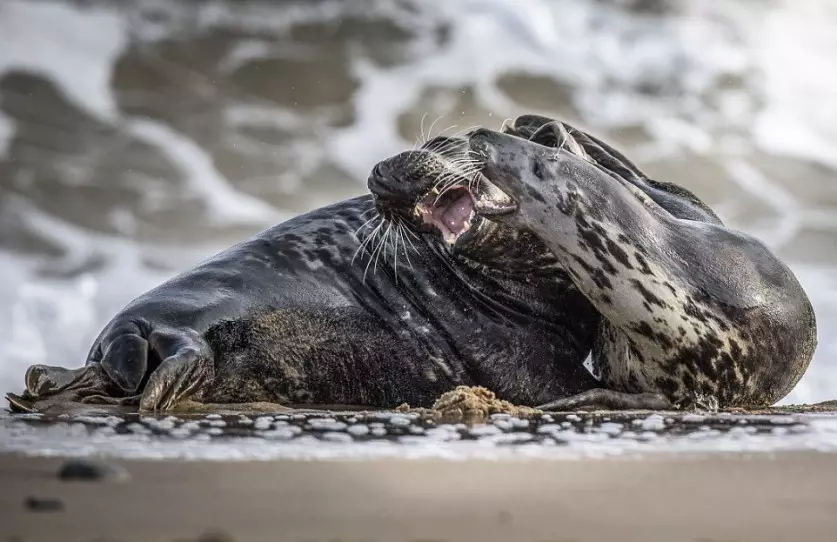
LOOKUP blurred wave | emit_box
[0,0,835,404]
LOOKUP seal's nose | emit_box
[371,161,389,180]
[367,151,433,205]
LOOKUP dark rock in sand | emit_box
[58,459,130,482]
[24,496,64,512]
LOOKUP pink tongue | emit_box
[441,194,473,232]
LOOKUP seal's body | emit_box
[13,175,600,411]
[469,120,817,409]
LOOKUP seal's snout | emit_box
[467,129,520,199]
[367,151,433,206]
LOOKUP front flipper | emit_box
[139,329,214,411]
[537,389,672,411]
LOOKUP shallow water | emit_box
[1,0,836,408]
[4,408,837,461]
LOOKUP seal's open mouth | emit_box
[415,186,476,245]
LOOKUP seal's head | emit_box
[367,137,512,245]
[365,135,559,273]
[467,117,722,227]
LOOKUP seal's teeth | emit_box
[463,220,471,230]
[430,187,440,195]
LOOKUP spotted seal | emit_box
[468,120,818,409]
[8,123,605,412]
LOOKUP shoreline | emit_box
[3,451,837,542]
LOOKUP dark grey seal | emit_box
[8,124,604,412]
[468,119,818,409]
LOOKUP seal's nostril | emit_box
[373,162,387,179]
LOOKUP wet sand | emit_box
[3,452,837,542]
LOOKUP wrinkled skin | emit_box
[468,121,817,409]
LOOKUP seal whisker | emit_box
[354,213,382,237]
[423,134,462,156]
[361,222,385,282]
[373,221,394,278]
[391,222,401,284]
[416,112,430,150]
[352,216,384,266]
[397,221,417,271]
[364,220,392,282]
[425,115,446,144]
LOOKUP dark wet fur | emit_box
[13,190,601,411]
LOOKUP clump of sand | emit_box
[397,386,540,422]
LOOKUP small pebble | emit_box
[388,416,411,427]
[205,414,222,420]
[58,460,130,482]
[25,496,64,512]
[565,414,581,422]
[347,424,370,437]
[640,414,665,432]
[510,418,529,429]
[493,419,513,431]
[253,417,273,431]
[307,419,348,432]
[371,427,387,437]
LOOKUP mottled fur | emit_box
[470,121,817,408]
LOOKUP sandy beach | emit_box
[3,452,837,542]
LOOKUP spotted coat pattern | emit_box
[470,121,817,408]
